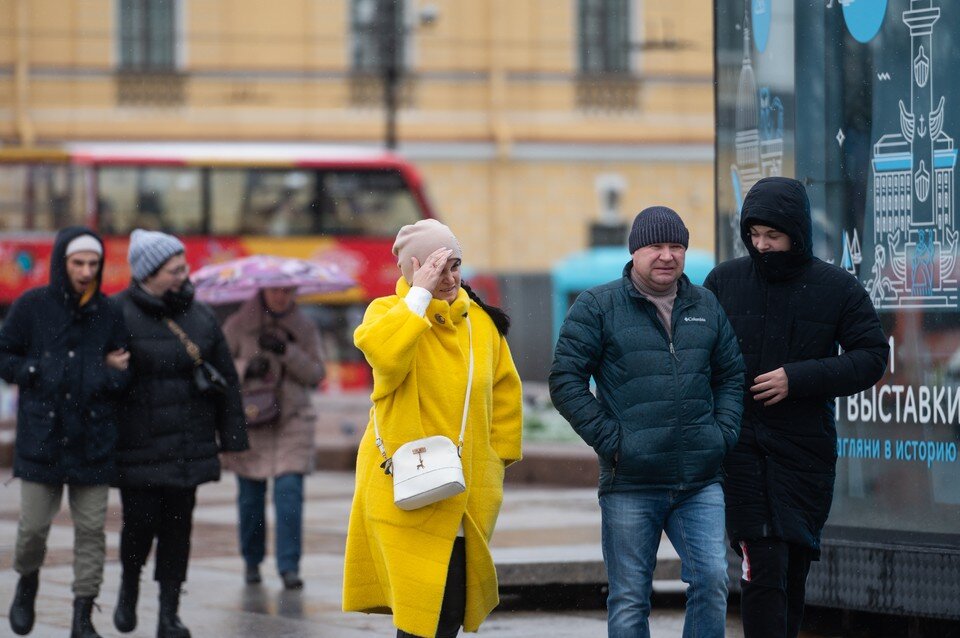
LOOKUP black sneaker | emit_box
[244,566,261,585]
[280,572,303,590]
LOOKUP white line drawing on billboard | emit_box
[865,0,958,310]
[843,229,863,275]
[730,2,784,257]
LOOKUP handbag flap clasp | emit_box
[413,447,427,469]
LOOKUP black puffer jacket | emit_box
[0,227,129,485]
[703,177,888,556]
[114,281,247,488]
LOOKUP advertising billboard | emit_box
[716,0,960,618]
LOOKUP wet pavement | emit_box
[0,469,753,637]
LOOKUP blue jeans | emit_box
[600,483,728,638]
[237,474,304,575]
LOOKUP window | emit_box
[578,0,632,75]
[319,170,422,235]
[351,0,406,74]
[0,164,87,232]
[209,168,423,237]
[118,0,177,71]
[96,167,203,235]
[210,169,317,236]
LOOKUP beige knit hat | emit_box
[392,219,463,284]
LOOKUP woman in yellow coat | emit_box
[343,220,523,637]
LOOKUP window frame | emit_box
[577,0,635,76]
[350,0,409,74]
[116,0,181,72]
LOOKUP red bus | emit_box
[0,142,437,390]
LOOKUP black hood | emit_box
[739,177,813,281]
[50,226,105,305]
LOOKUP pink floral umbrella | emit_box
[191,255,356,304]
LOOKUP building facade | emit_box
[0,0,715,271]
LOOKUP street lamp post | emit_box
[379,0,400,150]
[377,1,437,150]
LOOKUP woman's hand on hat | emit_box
[411,247,454,291]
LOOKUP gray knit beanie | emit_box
[628,206,690,253]
[128,229,186,281]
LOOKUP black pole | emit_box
[380,0,400,150]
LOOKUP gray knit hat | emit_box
[128,229,186,281]
[628,206,690,253]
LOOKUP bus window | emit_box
[320,170,421,236]
[210,168,423,237]
[97,167,203,234]
[0,164,86,231]
[210,168,316,236]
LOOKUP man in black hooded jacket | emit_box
[703,177,889,638]
[0,226,130,637]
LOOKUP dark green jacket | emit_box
[549,265,745,494]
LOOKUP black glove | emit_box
[258,333,287,355]
[245,355,271,380]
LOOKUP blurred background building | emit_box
[1,0,714,265]
[0,0,714,380]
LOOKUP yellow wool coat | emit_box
[342,279,523,636]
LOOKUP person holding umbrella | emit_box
[190,255,354,305]
[221,284,326,589]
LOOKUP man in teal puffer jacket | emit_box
[550,206,745,638]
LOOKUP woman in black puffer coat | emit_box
[704,177,888,638]
[112,229,247,638]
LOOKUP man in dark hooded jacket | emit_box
[0,226,130,637]
[703,177,889,638]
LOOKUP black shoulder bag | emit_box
[165,318,228,396]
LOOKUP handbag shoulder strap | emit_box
[373,316,473,463]
[249,312,287,392]
[165,318,203,366]
[458,316,474,447]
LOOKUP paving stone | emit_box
[0,469,701,637]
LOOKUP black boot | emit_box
[70,596,103,638]
[113,570,139,632]
[9,571,39,636]
[157,581,191,638]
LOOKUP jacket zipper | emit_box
[629,291,691,483]
[667,325,682,485]
[638,295,687,482]
[666,297,694,484]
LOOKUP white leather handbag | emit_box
[373,317,474,511]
